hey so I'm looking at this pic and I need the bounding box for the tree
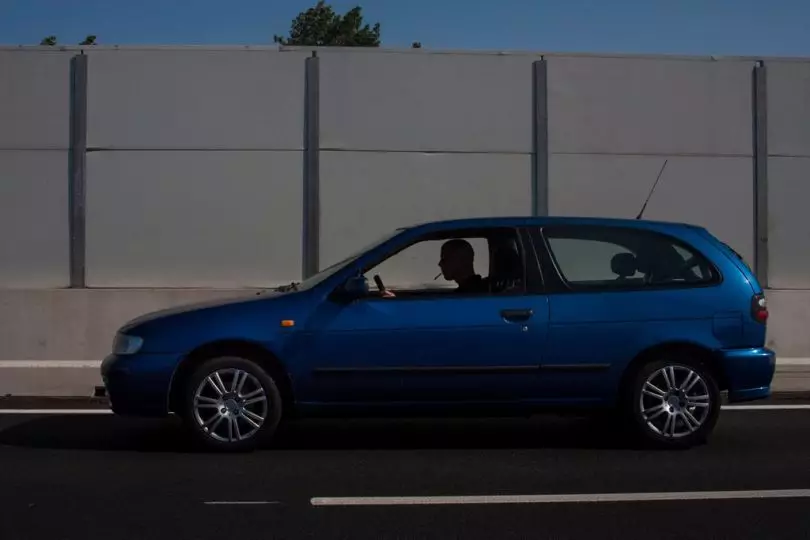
[273,1,381,47]
[39,35,97,46]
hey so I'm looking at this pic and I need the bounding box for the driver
[438,239,488,293]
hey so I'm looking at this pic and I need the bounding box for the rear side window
[540,226,718,290]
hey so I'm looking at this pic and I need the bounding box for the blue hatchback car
[102,217,775,452]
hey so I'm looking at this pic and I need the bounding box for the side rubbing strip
[540,364,610,372]
[313,365,542,376]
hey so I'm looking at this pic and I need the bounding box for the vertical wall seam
[302,52,321,278]
[753,61,769,287]
[532,58,549,217]
[68,53,88,288]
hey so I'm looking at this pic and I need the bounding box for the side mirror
[337,275,369,300]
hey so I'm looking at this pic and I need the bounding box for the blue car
[102,217,775,452]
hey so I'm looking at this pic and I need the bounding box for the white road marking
[0,409,113,415]
[311,489,810,507]
[204,501,279,506]
[0,360,102,369]
[722,404,810,410]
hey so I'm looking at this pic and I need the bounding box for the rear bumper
[101,353,181,417]
[718,347,776,403]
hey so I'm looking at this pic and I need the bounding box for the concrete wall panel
[85,150,303,287]
[319,52,538,153]
[767,157,810,289]
[549,154,754,263]
[0,50,73,149]
[86,49,307,150]
[547,56,754,155]
[0,288,246,360]
[319,151,532,267]
[765,289,810,356]
[768,61,810,157]
[0,150,69,287]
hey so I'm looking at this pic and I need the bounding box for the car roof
[404,216,705,233]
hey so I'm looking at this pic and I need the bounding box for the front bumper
[718,347,776,403]
[101,353,182,417]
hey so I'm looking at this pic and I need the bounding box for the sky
[1,0,809,57]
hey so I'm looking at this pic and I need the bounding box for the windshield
[295,229,404,291]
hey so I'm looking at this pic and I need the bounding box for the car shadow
[0,412,642,453]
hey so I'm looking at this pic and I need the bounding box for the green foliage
[39,35,98,46]
[273,1,381,47]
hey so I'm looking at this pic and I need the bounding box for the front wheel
[626,358,721,449]
[181,356,283,452]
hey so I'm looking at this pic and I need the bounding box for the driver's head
[439,239,475,281]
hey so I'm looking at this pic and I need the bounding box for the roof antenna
[636,159,668,220]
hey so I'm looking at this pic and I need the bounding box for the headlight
[113,333,143,355]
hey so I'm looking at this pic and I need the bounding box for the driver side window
[361,229,526,298]
[364,237,489,292]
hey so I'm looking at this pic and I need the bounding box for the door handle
[500,309,533,323]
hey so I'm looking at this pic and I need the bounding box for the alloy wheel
[638,364,711,439]
[192,368,269,443]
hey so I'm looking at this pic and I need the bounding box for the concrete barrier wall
[0,50,73,288]
[84,150,303,287]
[546,55,756,263]
[766,60,810,290]
[760,60,810,356]
[317,51,537,267]
[85,49,307,151]
[0,150,70,288]
[0,50,73,150]
[0,288,248,361]
[83,49,307,287]
[3,47,810,392]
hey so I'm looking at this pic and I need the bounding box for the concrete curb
[1,358,809,398]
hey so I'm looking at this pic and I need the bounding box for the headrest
[611,252,637,278]
[492,245,521,274]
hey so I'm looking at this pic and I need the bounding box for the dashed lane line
[311,489,810,507]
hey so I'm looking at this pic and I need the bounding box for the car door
[294,227,550,405]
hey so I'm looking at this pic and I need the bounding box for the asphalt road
[0,401,809,540]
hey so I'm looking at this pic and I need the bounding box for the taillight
[751,293,768,324]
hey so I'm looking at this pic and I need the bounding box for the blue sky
[2,0,808,57]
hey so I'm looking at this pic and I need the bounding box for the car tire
[181,356,283,452]
[624,356,721,450]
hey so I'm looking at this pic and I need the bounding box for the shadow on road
[0,414,638,453]
[0,415,190,453]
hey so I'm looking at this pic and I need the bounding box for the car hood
[119,289,286,334]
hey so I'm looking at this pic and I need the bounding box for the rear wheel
[625,357,720,449]
[181,356,283,452]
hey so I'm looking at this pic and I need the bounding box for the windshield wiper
[275,281,300,292]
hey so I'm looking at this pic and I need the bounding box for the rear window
[541,226,718,290]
